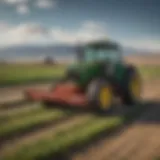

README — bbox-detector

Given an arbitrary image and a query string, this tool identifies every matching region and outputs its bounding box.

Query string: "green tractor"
[26,40,141,112]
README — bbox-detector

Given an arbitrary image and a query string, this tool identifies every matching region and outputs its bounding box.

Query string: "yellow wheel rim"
[99,87,112,109]
[130,74,141,100]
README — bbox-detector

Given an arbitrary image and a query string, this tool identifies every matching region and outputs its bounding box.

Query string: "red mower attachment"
[25,83,89,108]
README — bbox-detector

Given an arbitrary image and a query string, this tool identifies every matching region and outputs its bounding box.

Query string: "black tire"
[86,78,114,113]
[121,66,141,106]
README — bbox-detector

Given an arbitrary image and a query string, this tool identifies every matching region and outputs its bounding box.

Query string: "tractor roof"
[85,40,119,50]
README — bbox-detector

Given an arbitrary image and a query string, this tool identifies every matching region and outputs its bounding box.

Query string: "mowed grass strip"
[0,64,66,86]
[0,108,71,140]
[0,64,159,86]
[1,105,145,160]
[1,116,122,160]
[138,65,160,79]
[0,114,94,156]
[0,99,29,109]
[0,104,43,124]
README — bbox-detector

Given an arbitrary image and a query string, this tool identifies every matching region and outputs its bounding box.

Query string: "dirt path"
[72,103,160,160]
[142,79,160,101]
[0,83,51,104]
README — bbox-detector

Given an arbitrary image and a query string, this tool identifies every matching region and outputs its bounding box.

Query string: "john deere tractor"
[26,40,141,112]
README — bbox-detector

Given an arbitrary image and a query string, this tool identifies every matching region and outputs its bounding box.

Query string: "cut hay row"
[1,105,146,160]
[0,108,72,143]
[1,116,122,160]
[0,104,43,124]
[0,114,94,158]
[0,99,32,111]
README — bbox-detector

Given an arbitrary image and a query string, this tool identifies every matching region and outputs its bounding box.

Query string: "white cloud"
[35,0,56,9]
[0,21,159,52]
[0,22,10,31]
[3,0,56,14]
[121,39,160,52]
[50,21,108,44]
[76,21,108,42]
[4,0,28,4]
[3,0,29,5]
[16,4,29,14]
[0,22,50,48]
[3,0,30,14]
[0,21,108,48]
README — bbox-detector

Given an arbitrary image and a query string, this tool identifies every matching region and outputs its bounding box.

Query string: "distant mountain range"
[0,44,157,60]
[0,45,76,59]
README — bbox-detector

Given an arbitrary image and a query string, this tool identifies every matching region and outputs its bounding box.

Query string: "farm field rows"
[0,59,160,160]
[0,83,51,104]
[0,92,146,160]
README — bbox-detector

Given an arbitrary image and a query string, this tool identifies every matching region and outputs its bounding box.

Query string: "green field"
[138,65,160,79]
[0,63,150,160]
[0,103,145,160]
[0,64,66,86]
[0,63,159,86]
[0,107,72,140]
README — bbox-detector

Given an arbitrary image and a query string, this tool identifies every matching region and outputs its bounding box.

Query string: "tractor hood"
[67,62,103,86]
[68,62,94,74]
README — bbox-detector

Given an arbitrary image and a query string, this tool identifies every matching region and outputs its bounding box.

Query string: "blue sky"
[0,0,160,51]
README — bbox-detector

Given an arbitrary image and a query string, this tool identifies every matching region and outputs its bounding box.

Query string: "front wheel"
[87,78,114,113]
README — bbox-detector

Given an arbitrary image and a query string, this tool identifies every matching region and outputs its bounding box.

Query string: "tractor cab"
[77,41,122,64]
[67,41,124,86]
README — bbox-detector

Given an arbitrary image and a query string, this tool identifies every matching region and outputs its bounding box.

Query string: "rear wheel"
[87,79,114,112]
[122,66,141,105]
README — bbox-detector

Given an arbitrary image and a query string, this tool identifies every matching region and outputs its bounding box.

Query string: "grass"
[1,116,122,160]
[0,63,159,86]
[138,65,160,79]
[0,108,72,140]
[0,64,66,86]
[1,104,145,160]
[0,61,157,159]
[0,104,43,124]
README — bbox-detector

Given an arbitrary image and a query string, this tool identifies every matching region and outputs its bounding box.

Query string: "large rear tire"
[122,66,142,105]
[87,78,114,113]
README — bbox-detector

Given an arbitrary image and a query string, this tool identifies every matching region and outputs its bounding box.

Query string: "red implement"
[25,83,89,107]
